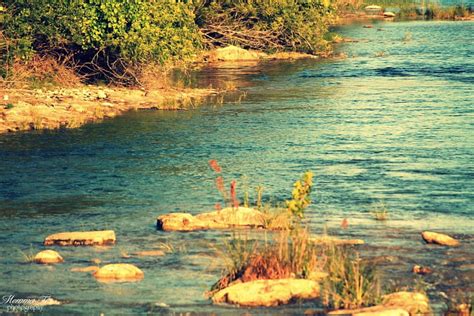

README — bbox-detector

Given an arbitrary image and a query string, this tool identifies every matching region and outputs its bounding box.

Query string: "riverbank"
[0,86,218,134]
[0,46,323,135]
[335,2,474,23]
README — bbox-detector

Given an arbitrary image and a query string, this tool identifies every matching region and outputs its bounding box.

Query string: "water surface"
[0,21,473,315]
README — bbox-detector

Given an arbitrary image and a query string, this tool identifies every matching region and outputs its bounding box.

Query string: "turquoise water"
[0,21,473,314]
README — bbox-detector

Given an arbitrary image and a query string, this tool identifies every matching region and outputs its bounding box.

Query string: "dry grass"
[321,244,382,310]
[210,227,321,293]
[1,55,82,89]
[136,63,173,91]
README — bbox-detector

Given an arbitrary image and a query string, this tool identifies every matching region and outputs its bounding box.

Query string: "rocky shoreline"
[0,86,217,134]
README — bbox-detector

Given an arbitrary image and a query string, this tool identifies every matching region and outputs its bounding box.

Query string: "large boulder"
[421,231,459,246]
[211,278,320,307]
[93,264,144,282]
[44,230,116,246]
[34,250,64,264]
[157,207,266,232]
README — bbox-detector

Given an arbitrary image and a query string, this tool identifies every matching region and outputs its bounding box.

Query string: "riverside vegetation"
[0,0,336,133]
[1,1,471,133]
[0,0,335,87]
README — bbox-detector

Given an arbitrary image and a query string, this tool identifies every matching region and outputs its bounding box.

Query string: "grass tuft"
[322,245,382,310]
[371,202,389,221]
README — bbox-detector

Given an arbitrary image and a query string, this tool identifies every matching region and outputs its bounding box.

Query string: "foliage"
[286,171,314,219]
[196,0,335,54]
[322,245,382,310]
[2,0,336,85]
[1,0,201,84]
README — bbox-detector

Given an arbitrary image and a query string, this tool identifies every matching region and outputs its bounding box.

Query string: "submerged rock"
[44,230,116,246]
[157,207,266,231]
[211,278,320,307]
[329,291,430,316]
[71,266,100,273]
[310,235,365,246]
[134,250,166,257]
[421,231,459,247]
[34,250,64,264]
[93,264,144,282]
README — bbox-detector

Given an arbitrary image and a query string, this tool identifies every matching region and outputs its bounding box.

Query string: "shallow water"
[0,21,473,315]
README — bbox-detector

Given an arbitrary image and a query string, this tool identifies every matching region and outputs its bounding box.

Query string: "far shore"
[1,11,472,135]
[0,48,322,135]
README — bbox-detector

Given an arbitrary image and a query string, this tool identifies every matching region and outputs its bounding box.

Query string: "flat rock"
[34,250,64,264]
[93,264,144,282]
[329,291,429,315]
[383,291,431,315]
[157,207,266,231]
[71,266,100,273]
[310,236,365,245]
[44,230,116,246]
[212,278,320,307]
[421,231,459,247]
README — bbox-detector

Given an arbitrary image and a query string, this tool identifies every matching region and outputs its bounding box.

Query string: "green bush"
[2,0,202,82]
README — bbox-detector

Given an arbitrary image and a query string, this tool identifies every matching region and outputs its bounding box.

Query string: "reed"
[321,244,382,310]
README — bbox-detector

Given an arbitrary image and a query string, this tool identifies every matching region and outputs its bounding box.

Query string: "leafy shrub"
[2,0,202,83]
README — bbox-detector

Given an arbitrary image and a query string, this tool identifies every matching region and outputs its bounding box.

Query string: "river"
[0,20,473,315]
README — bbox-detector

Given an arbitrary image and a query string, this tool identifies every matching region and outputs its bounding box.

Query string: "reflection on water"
[0,21,473,314]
